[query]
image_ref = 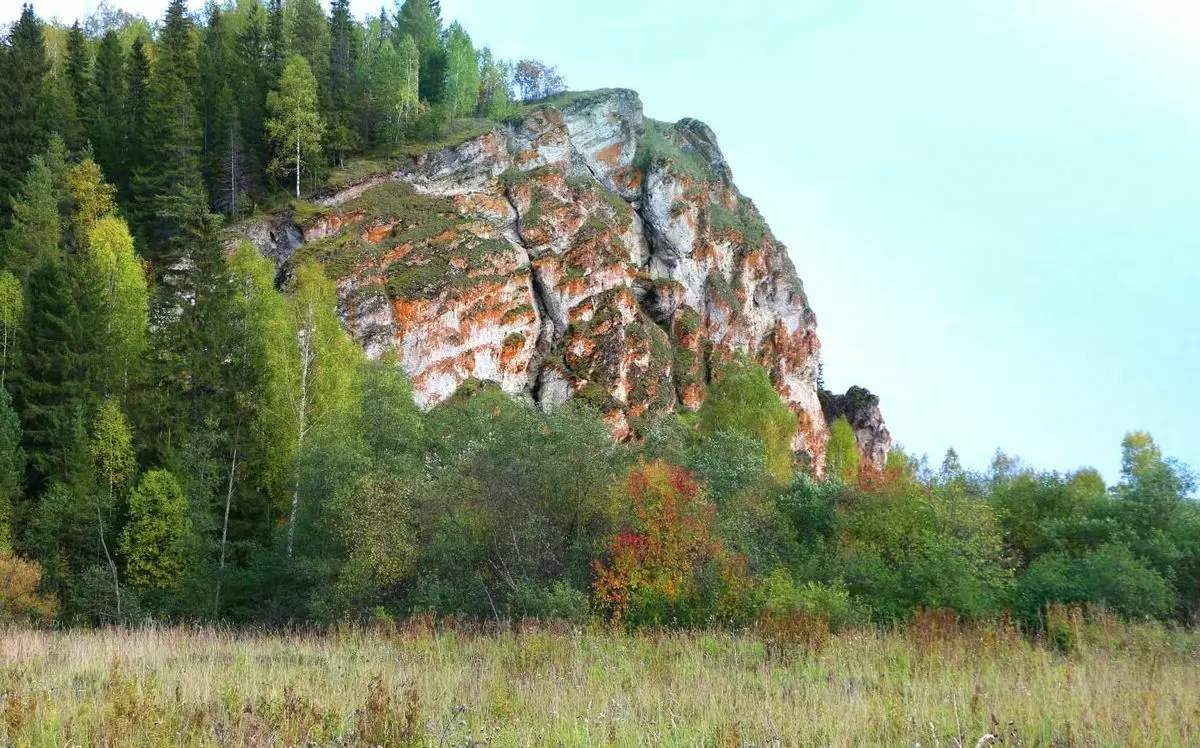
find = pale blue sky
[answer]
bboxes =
[9,0,1199,482]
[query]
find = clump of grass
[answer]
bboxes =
[634,119,717,185]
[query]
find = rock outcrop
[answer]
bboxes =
[819,386,893,470]
[240,89,889,469]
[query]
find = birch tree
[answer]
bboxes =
[443,23,480,125]
[372,36,419,145]
[280,262,360,558]
[83,216,149,394]
[89,399,135,619]
[266,55,324,198]
[0,274,21,388]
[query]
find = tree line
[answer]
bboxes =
[0,1,1196,630]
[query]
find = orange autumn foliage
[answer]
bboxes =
[0,552,58,624]
[592,461,750,626]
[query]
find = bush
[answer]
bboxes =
[697,357,796,483]
[0,552,58,624]
[592,461,751,627]
[510,581,589,622]
[757,569,865,631]
[1015,544,1177,625]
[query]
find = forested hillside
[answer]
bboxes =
[0,0,1196,630]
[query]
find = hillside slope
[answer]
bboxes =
[237,89,890,469]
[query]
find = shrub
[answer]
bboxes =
[757,569,865,631]
[697,357,796,483]
[1015,544,1177,625]
[510,581,589,622]
[0,552,58,624]
[592,461,750,627]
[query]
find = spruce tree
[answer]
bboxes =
[0,5,52,223]
[129,0,205,262]
[2,156,61,285]
[198,5,238,214]
[89,31,126,188]
[14,260,90,491]
[395,0,445,103]
[327,0,360,167]
[64,21,93,146]
[121,35,151,202]
[265,0,287,83]
[234,4,271,205]
[288,0,330,96]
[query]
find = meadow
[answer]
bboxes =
[2,613,1198,747]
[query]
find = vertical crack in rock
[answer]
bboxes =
[503,189,558,403]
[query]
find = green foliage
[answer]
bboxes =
[120,470,192,590]
[634,119,715,185]
[757,570,865,631]
[3,155,61,279]
[89,399,135,490]
[1016,545,1176,623]
[129,0,204,255]
[687,430,768,504]
[0,0,1192,635]
[825,416,860,484]
[0,387,25,551]
[394,0,445,103]
[371,37,419,145]
[267,56,325,197]
[0,4,52,221]
[698,356,796,483]
[443,23,480,124]
[81,216,149,393]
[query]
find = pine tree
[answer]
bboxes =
[0,5,52,223]
[266,56,324,198]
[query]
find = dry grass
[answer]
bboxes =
[2,616,1198,746]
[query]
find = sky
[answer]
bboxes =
[5,0,1199,483]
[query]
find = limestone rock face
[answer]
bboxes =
[245,88,885,467]
[819,386,894,471]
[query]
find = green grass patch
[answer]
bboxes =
[635,119,717,185]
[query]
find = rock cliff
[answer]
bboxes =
[239,89,891,469]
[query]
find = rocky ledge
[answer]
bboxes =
[238,89,891,470]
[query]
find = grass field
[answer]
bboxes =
[2,615,1198,746]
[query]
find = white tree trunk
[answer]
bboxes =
[286,301,314,559]
[295,134,301,198]
[214,440,238,617]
